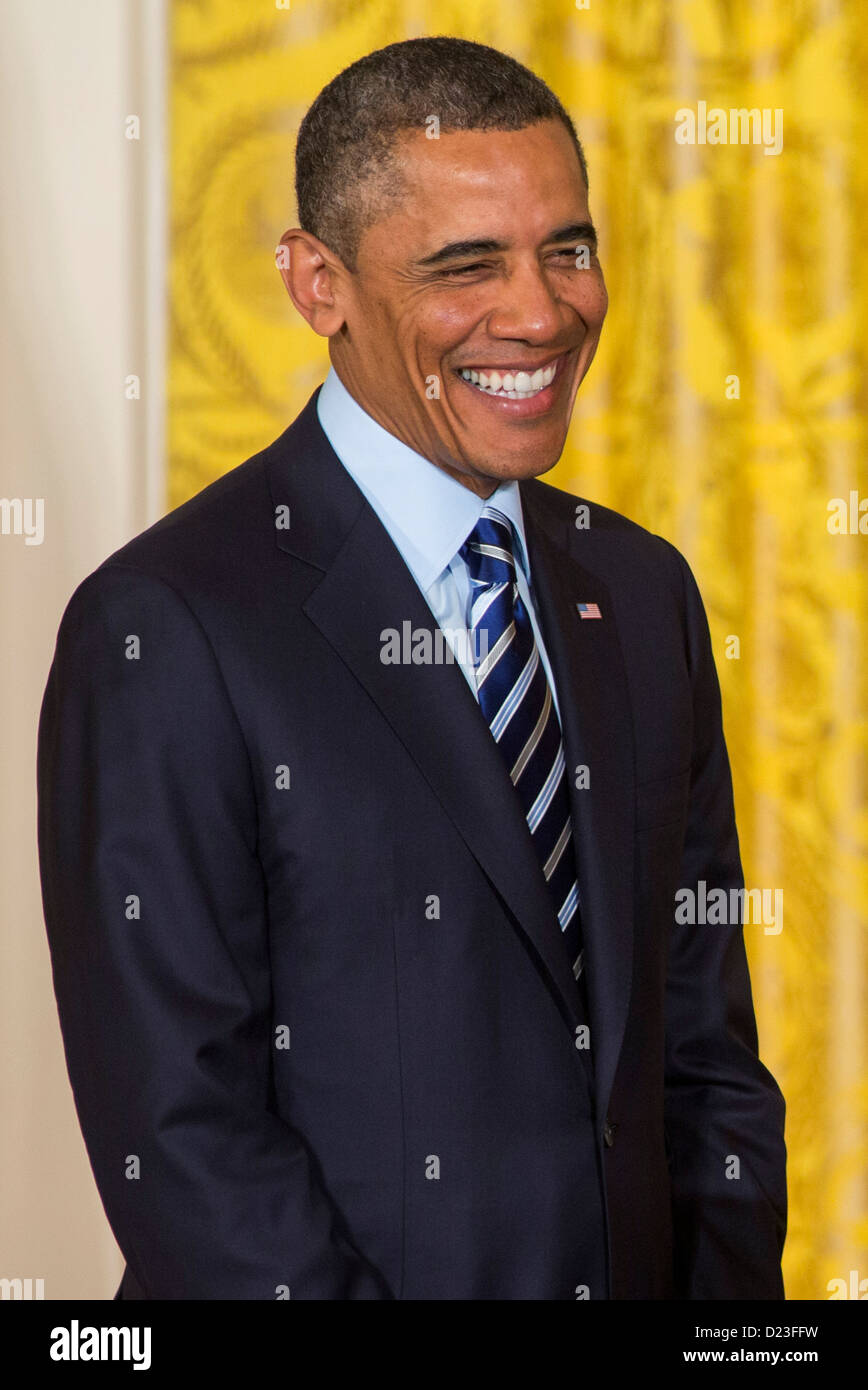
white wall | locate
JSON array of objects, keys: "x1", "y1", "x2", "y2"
[{"x1": 0, "y1": 0, "x2": 167, "y2": 1299}]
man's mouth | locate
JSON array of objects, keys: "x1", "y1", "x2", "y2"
[{"x1": 454, "y1": 355, "x2": 562, "y2": 400}]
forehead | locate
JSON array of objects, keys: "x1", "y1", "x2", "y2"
[{"x1": 381, "y1": 120, "x2": 589, "y2": 244}]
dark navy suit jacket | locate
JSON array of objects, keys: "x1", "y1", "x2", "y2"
[{"x1": 37, "y1": 387, "x2": 787, "y2": 1299}]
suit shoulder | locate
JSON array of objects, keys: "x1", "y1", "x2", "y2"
[
  {"x1": 102, "y1": 441, "x2": 275, "y2": 576},
  {"x1": 50, "y1": 431, "x2": 290, "y2": 650},
  {"x1": 523, "y1": 475, "x2": 687, "y2": 589}
]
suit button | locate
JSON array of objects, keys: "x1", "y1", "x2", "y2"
[{"x1": 603, "y1": 1119, "x2": 616, "y2": 1148}]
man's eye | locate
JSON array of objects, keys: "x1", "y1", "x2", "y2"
[
  {"x1": 440, "y1": 248, "x2": 595, "y2": 278},
  {"x1": 441, "y1": 262, "x2": 488, "y2": 277}
]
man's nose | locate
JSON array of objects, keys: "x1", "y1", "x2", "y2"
[{"x1": 486, "y1": 261, "x2": 566, "y2": 342}]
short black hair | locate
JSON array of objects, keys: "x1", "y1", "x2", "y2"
[{"x1": 294, "y1": 35, "x2": 589, "y2": 271}]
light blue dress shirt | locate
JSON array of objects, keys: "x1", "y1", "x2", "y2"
[{"x1": 316, "y1": 365, "x2": 562, "y2": 723}]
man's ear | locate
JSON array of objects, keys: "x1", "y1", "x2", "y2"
[{"x1": 276, "y1": 229, "x2": 348, "y2": 336}]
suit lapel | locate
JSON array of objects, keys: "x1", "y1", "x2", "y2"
[
  {"x1": 266, "y1": 392, "x2": 588, "y2": 1034},
  {"x1": 520, "y1": 483, "x2": 636, "y2": 1119}
]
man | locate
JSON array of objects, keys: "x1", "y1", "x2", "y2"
[{"x1": 37, "y1": 35, "x2": 786, "y2": 1300}]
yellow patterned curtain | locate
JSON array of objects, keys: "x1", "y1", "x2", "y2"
[{"x1": 170, "y1": 0, "x2": 868, "y2": 1299}]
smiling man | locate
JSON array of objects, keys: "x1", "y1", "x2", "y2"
[
  {"x1": 38, "y1": 36, "x2": 786, "y2": 1301},
  {"x1": 285, "y1": 113, "x2": 607, "y2": 490}
]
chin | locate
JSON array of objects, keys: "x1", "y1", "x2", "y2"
[
  {"x1": 466, "y1": 454, "x2": 559, "y2": 485},
  {"x1": 498, "y1": 443, "x2": 566, "y2": 480}
]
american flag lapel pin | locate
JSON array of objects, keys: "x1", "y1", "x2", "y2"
[{"x1": 576, "y1": 602, "x2": 602, "y2": 620}]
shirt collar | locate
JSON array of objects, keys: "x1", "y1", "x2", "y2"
[{"x1": 316, "y1": 365, "x2": 533, "y2": 592}]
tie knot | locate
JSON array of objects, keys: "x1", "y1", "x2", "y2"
[{"x1": 459, "y1": 505, "x2": 519, "y2": 588}]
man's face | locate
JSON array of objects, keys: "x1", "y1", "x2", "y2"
[{"x1": 328, "y1": 119, "x2": 607, "y2": 495}]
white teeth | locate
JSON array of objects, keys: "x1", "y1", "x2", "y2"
[{"x1": 459, "y1": 359, "x2": 559, "y2": 398}]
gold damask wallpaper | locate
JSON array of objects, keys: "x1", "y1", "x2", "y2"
[{"x1": 169, "y1": 0, "x2": 868, "y2": 1299}]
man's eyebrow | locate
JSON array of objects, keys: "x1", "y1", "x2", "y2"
[
  {"x1": 414, "y1": 238, "x2": 505, "y2": 268},
  {"x1": 414, "y1": 222, "x2": 598, "y2": 268},
  {"x1": 549, "y1": 221, "x2": 598, "y2": 246}
]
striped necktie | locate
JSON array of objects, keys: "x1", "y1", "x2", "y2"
[{"x1": 460, "y1": 504, "x2": 584, "y2": 982}]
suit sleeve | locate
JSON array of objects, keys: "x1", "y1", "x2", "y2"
[
  {"x1": 662, "y1": 545, "x2": 787, "y2": 1299},
  {"x1": 37, "y1": 563, "x2": 393, "y2": 1299}
]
